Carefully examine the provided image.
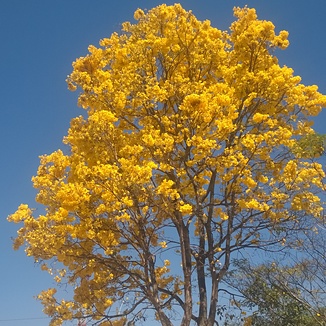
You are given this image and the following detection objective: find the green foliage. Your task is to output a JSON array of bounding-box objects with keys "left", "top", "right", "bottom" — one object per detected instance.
[
  {"left": 292, "top": 133, "right": 326, "bottom": 158},
  {"left": 227, "top": 259, "right": 326, "bottom": 326}
]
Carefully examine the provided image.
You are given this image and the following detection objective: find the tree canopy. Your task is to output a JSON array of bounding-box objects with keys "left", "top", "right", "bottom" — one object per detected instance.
[
  {"left": 8, "top": 4, "right": 326, "bottom": 326},
  {"left": 227, "top": 258, "right": 326, "bottom": 326}
]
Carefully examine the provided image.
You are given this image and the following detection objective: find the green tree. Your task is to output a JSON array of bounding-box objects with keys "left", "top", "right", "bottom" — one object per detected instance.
[
  {"left": 8, "top": 4, "right": 326, "bottom": 326},
  {"left": 227, "top": 219, "right": 326, "bottom": 326},
  {"left": 227, "top": 259, "right": 325, "bottom": 325},
  {"left": 224, "top": 216, "right": 326, "bottom": 326}
]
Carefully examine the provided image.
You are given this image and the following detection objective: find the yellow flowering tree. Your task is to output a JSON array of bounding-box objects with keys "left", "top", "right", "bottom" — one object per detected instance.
[{"left": 8, "top": 4, "right": 326, "bottom": 326}]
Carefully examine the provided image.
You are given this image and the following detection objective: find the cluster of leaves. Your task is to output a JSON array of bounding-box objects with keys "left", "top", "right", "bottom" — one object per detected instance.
[
  {"left": 8, "top": 4, "right": 326, "bottom": 326},
  {"left": 292, "top": 133, "right": 326, "bottom": 158}
]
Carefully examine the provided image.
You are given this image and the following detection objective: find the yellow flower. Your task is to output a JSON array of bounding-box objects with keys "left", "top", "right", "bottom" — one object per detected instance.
[
  {"left": 178, "top": 203, "right": 193, "bottom": 215},
  {"left": 159, "top": 241, "right": 167, "bottom": 249}
]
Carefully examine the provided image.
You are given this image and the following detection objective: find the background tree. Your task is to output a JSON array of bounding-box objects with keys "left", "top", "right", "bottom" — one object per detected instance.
[
  {"left": 226, "top": 258, "right": 325, "bottom": 326},
  {"left": 222, "top": 214, "right": 326, "bottom": 326},
  {"left": 8, "top": 4, "right": 326, "bottom": 326}
]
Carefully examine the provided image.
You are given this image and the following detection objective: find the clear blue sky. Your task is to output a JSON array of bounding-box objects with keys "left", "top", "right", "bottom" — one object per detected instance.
[{"left": 1, "top": 1, "right": 326, "bottom": 325}]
